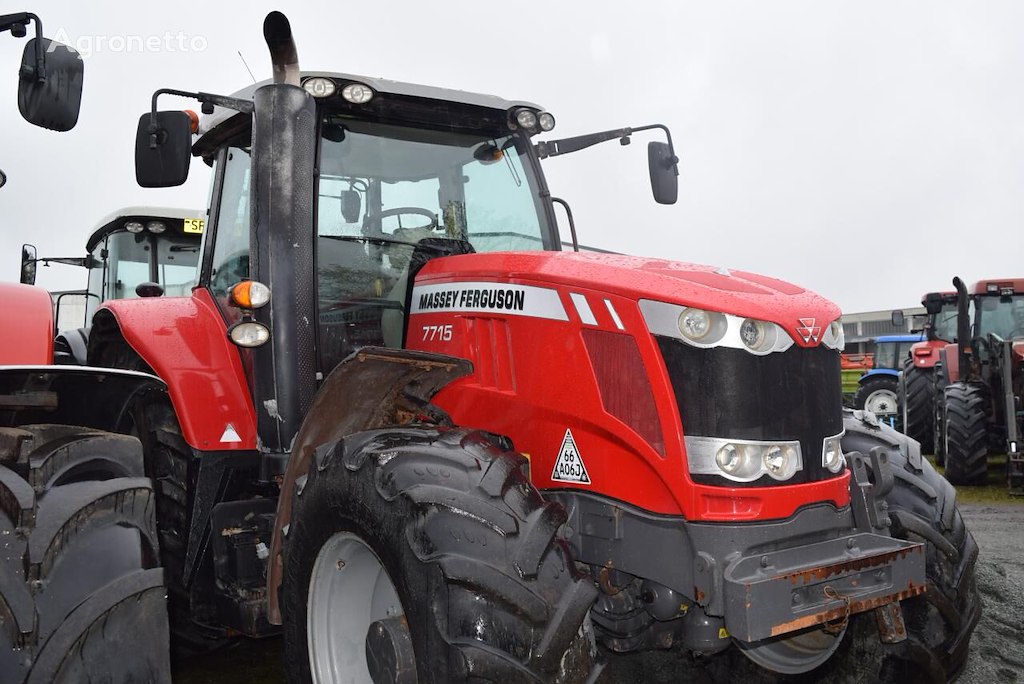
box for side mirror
[18,38,84,131]
[135,111,192,187]
[923,292,944,315]
[341,190,362,223]
[0,168,6,188]
[648,141,678,205]
[136,282,165,298]
[891,310,905,327]
[20,243,37,285]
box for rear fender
[0,365,164,429]
[939,343,960,383]
[89,289,257,451]
[265,347,472,624]
[0,283,53,364]
[909,340,945,370]
[860,368,899,384]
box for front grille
[656,337,844,487]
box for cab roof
[86,206,203,252]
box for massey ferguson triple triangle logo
[796,318,822,344]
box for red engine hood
[416,251,841,347]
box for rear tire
[282,427,598,684]
[943,383,990,485]
[0,426,170,683]
[901,361,935,453]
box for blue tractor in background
[853,333,924,423]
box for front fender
[0,283,53,364]
[92,289,257,451]
[265,347,472,625]
[860,368,899,383]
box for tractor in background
[937,277,1024,490]
[893,292,959,456]
[852,333,922,425]
[0,11,979,683]
[19,206,204,364]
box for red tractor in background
[0,12,979,683]
[935,277,1024,489]
[895,291,959,457]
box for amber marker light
[229,281,271,309]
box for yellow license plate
[184,218,205,234]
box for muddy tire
[840,415,981,680]
[0,426,170,683]
[901,360,935,453]
[853,375,900,423]
[943,382,990,485]
[702,414,980,683]
[282,427,598,684]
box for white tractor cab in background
[20,206,205,363]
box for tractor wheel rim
[865,389,898,416]
[307,532,406,684]
[737,625,846,674]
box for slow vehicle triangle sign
[551,429,591,484]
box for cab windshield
[976,294,1024,340]
[931,302,959,342]
[90,230,200,303]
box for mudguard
[92,289,257,451]
[265,347,472,624]
[859,368,899,383]
[0,283,53,364]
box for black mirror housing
[135,111,193,187]
[20,243,37,285]
[891,310,905,327]
[648,141,678,205]
[923,292,944,315]
[18,38,83,131]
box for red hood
[416,251,841,347]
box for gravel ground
[174,503,1024,683]
[956,503,1024,684]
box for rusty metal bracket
[873,600,908,643]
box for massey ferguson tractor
[895,291,959,457]
[936,276,1024,490]
[0,12,979,683]
[17,206,204,364]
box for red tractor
[0,12,979,683]
[936,277,1024,489]
[896,291,959,457]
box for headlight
[677,307,728,346]
[341,82,374,104]
[302,77,336,98]
[640,300,794,355]
[686,435,803,483]
[515,109,538,130]
[822,432,846,473]
[227,319,270,347]
[125,221,144,233]
[822,319,845,351]
[537,111,556,131]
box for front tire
[282,427,598,684]
[901,361,935,453]
[943,382,990,485]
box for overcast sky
[3,1,1024,314]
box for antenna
[238,50,256,83]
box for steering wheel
[378,207,439,232]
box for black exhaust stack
[953,276,972,382]
[250,12,317,453]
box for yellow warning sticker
[718,627,730,639]
[184,218,205,234]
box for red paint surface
[100,288,257,450]
[408,252,849,521]
[0,283,54,364]
[909,339,946,369]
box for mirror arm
[147,88,255,147]
[535,122,679,173]
[0,12,45,81]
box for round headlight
[228,320,271,348]
[302,77,336,98]
[147,221,166,234]
[125,221,144,234]
[740,319,766,349]
[515,109,538,130]
[537,112,556,132]
[341,82,374,104]
[716,444,741,474]
[678,308,711,341]
[764,445,798,480]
